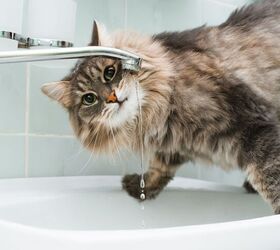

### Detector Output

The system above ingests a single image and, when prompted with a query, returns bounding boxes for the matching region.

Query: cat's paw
[122,174,142,200]
[122,173,162,200]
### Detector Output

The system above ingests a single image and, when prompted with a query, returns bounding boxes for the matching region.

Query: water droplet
[140,193,146,200]
[140,179,145,189]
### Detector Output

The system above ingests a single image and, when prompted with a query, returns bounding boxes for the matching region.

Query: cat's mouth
[116,97,128,108]
[113,88,129,110]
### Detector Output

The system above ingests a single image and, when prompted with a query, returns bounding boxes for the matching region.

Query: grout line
[29,134,74,138]
[24,63,30,178]
[0,132,74,138]
[0,133,25,136]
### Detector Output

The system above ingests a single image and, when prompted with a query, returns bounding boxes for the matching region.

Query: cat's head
[42,21,173,153]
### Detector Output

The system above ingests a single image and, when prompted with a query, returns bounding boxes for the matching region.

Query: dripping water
[140,203,146,228]
[135,81,146,200]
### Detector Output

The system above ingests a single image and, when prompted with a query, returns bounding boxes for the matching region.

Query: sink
[0,176,278,250]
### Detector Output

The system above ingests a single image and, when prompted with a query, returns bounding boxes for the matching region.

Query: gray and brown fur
[42,0,280,214]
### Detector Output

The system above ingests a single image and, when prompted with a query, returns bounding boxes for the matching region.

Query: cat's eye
[104,66,116,82]
[82,93,97,106]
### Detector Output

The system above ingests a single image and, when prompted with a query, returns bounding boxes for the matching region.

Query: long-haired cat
[42,0,280,213]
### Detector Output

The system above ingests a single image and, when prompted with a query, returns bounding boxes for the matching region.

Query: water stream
[135,81,146,200]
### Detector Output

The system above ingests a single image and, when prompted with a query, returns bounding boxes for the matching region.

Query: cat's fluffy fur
[42,0,280,213]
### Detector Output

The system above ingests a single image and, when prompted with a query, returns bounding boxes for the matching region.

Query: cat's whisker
[99,108,112,123]
[101,107,109,117]
[78,119,109,174]
[107,111,114,120]
[120,127,135,156]
[77,128,96,174]
[103,110,111,120]
[109,121,122,163]
[78,150,93,174]
[66,143,86,162]
[88,118,95,126]
[82,122,103,156]
[110,124,133,175]
[105,124,118,166]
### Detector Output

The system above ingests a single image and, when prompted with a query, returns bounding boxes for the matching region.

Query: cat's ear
[41,81,71,108]
[89,20,100,46]
[89,20,112,46]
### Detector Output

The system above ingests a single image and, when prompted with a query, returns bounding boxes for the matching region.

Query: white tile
[127,0,203,34]
[74,0,126,46]
[159,0,204,31]
[64,146,141,176]
[28,136,74,177]
[28,136,141,177]
[29,61,76,135]
[202,0,237,26]
[26,0,77,41]
[0,63,26,133]
[221,169,246,186]
[0,135,25,178]
[126,0,160,34]
[0,0,24,33]
[199,165,245,186]
[176,162,200,179]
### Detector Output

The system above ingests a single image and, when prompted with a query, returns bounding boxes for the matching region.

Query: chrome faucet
[0,31,142,72]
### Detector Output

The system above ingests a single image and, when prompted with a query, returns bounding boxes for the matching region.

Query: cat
[42,0,280,213]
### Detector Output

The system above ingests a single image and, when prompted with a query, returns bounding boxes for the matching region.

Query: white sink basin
[0,176,278,250]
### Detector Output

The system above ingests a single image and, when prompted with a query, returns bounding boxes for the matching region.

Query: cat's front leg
[122,152,186,200]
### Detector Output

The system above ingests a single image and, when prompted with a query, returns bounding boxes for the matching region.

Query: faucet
[0,31,142,72]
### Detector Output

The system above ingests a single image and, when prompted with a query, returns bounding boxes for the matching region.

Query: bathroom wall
[0,0,255,185]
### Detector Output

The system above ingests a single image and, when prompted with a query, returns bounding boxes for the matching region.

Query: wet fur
[42,0,280,213]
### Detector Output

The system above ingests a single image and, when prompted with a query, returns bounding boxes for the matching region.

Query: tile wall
[0,0,255,185]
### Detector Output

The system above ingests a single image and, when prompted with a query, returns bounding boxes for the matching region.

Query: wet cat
[42,0,280,213]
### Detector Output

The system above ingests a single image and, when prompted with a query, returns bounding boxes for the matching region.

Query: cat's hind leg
[246,162,280,214]
[242,124,280,214]
[243,179,258,193]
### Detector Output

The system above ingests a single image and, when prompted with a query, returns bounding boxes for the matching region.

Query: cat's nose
[106,90,118,103]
